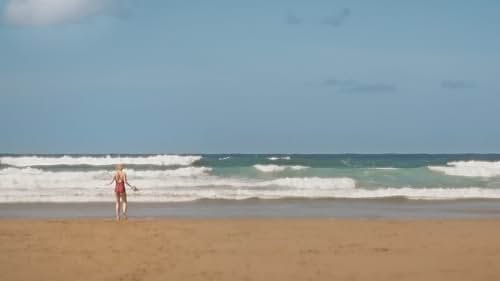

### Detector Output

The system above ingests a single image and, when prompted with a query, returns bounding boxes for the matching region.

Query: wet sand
[1,219,500,281]
[3,199,500,219]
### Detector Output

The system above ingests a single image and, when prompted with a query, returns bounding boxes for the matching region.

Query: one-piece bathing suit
[115,174,126,194]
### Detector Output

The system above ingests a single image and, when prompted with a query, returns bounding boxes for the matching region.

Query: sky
[1,0,499,154]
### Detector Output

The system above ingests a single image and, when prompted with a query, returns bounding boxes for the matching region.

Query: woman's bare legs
[121,193,128,220]
[115,192,121,221]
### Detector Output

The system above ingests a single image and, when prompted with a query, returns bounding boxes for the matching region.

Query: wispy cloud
[323,78,397,93]
[285,12,302,25]
[3,0,128,27]
[441,80,477,90]
[321,8,351,27]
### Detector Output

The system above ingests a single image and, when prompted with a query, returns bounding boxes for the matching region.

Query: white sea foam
[0,168,345,190]
[253,164,309,172]
[0,166,355,202]
[1,183,499,203]
[0,167,211,191]
[268,156,291,161]
[428,161,500,178]
[340,187,500,200]
[218,156,231,160]
[2,166,500,202]
[127,167,212,178]
[0,155,201,167]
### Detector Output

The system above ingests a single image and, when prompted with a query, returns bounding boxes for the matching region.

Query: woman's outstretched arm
[124,173,133,187]
[124,173,138,191]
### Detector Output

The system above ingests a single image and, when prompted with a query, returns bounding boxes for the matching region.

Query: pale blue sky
[1,0,499,153]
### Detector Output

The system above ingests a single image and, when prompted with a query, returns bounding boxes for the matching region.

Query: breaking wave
[2,154,500,203]
[1,166,500,202]
[0,167,357,202]
[0,155,202,167]
[428,161,500,178]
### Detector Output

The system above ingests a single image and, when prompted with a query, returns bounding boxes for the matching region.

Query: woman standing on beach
[109,164,136,221]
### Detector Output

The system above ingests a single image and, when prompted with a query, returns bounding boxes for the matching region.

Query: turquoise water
[200,154,499,188]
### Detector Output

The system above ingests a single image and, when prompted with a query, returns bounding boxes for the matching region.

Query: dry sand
[1,219,500,281]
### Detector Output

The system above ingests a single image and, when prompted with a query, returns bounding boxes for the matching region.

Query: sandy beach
[1,219,499,281]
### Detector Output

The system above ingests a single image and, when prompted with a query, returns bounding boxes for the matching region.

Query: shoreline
[1,219,500,281]
[2,199,500,219]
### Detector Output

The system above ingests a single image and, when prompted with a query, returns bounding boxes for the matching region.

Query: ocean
[1,154,500,203]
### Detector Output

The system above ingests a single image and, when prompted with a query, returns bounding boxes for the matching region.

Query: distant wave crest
[253,164,309,172]
[267,156,291,161]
